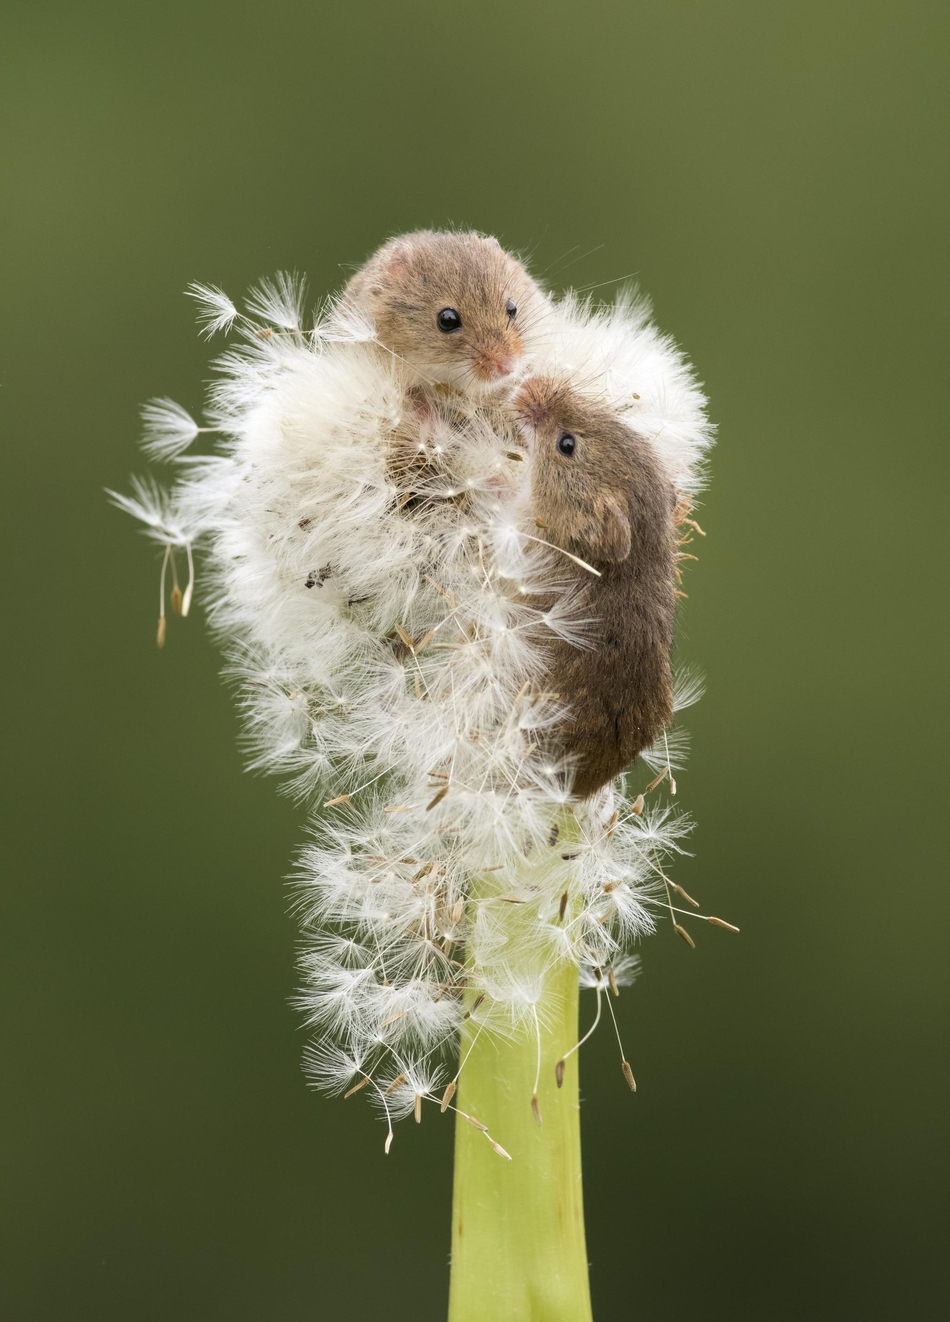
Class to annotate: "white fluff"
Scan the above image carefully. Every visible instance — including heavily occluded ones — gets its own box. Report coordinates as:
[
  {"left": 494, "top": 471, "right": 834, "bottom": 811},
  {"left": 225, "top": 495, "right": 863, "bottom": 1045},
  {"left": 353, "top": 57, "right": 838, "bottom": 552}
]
[{"left": 113, "top": 265, "right": 712, "bottom": 1125}]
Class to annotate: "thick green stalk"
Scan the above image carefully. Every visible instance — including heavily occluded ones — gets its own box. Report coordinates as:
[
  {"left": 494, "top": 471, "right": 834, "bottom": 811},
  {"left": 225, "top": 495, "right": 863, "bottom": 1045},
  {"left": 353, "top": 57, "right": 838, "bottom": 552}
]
[{"left": 447, "top": 954, "right": 593, "bottom": 1321}]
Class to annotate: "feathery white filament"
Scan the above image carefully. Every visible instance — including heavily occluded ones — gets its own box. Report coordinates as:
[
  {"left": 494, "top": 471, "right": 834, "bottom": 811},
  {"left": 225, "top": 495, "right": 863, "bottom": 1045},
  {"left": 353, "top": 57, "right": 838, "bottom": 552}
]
[{"left": 113, "top": 267, "right": 712, "bottom": 1135}]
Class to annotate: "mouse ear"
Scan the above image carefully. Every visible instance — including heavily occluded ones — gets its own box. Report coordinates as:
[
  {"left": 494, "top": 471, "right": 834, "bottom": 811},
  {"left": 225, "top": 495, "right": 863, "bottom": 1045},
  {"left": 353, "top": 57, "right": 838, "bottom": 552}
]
[
  {"left": 578, "top": 497, "right": 631, "bottom": 563},
  {"left": 381, "top": 239, "right": 415, "bottom": 278}
]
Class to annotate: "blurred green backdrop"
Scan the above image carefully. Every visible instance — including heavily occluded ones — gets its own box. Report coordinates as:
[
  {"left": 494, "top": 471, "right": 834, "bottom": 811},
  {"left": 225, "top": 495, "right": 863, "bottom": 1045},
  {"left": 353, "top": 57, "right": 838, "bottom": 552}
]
[{"left": 2, "top": 1, "right": 947, "bottom": 1318}]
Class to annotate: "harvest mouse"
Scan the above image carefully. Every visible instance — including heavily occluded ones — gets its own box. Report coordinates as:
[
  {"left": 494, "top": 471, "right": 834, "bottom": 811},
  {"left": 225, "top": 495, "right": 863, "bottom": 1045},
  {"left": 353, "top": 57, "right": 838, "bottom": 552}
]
[
  {"left": 339, "top": 229, "right": 547, "bottom": 395},
  {"left": 513, "top": 377, "right": 678, "bottom": 799}
]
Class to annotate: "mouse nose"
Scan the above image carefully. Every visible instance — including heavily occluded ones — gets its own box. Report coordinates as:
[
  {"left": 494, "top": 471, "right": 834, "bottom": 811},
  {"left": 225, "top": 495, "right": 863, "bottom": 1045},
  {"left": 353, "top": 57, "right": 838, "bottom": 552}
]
[{"left": 472, "top": 351, "right": 514, "bottom": 382}]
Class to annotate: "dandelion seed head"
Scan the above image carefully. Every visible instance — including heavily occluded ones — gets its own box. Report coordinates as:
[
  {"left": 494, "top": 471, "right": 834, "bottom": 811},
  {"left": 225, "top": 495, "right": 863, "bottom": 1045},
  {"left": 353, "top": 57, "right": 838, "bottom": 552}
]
[{"left": 112, "top": 259, "right": 712, "bottom": 1130}]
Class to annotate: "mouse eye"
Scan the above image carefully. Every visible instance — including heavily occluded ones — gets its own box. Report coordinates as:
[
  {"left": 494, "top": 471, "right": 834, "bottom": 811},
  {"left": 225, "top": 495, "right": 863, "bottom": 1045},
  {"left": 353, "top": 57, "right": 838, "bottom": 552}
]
[
  {"left": 437, "top": 307, "right": 462, "bottom": 333},
  {"left": 557, "top": 432, "right": 576, "bottom": 457},
  {"left": 506, "top": 299, "right": 517, "bottom": 319}
]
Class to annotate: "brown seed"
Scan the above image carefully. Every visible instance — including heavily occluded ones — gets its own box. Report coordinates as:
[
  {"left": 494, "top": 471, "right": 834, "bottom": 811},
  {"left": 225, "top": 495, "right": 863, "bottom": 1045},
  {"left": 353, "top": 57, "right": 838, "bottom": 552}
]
[
  {"left": 383, "top": 1073, "right": 407, "bottom": 1096},
  {"left": 323, "top": 794, "right": 352, "bottom": 808},
  {"left": 608, "top": 967, "right": 620, "bottom": 998},
  {"left": 466, "top": 1115, "right": 488, "bottom": 1132},
  {"left": 631, "top": 794, "right": 645, "bottom": 815},
  {"left": 555, "top": 1059, "right": 566, "bottom": 1089},
  {"left": 672, "top": 882, "right": 700, "bottom": 908},
  {"left": 343, "top": 1077, "right": 371, "bottom": 1100},
  {"left": 170, "top": 585, "right": 183, "bottom": 615},
  {"left": 557, "top": 890, "right": 569, "bottom": 925},
  {"left": 491, "top": 1141, "right": 512, "bottom": 1160},
  {"left": 622, "top": 1060, "right": 637, "bottom": 1092},
  {"left": 673, "top": 923, "right": 696, "bottom": 949},
  {"left": 380, "top": 1010, "right": 408, "bottom": 1028},
  {"left": 414, "top": 1094, "right": 422, "bottom": 1124},
  {"left": 531, "top": 1094, "right": 542, "bottom": 1127},
  {"left": 440, "top": 1080, "right": 457, "bottom": 1112},
  {"left": 706, "top": 916, "right": 740, "bottom": 933},
  {"left": 426, "top": 787, "right": 449, "bottom": 811},
  {"left": 394, "top": 623, "right": 415, "bottom": 650},
  {"left": 156, "top": 616, "right": 166, "bottom": 649}
]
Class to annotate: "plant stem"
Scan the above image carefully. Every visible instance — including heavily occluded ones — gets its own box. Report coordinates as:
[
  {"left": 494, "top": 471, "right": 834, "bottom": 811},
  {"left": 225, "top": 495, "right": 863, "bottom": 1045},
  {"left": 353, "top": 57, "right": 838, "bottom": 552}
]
[{"left": 447, "top": 954, "right": 593, "bottom": 1321}]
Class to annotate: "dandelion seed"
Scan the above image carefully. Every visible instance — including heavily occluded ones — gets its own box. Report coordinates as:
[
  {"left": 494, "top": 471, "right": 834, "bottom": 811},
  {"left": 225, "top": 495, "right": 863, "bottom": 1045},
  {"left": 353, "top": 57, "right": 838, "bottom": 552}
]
[
  {"left": 186, "top": 282, "right": 238, "bottom": 338},
  {"left": 706, "top": 916, "right": 740, "bottom": 933},
  {"left": 181, "top": 542, "right": 195, "bottom": 617},
  {"left": 245, "top": 271, "right": 308, "bottom": 331},
  {"left": 344, "top": 1077, "right": 371, "bottom": 1099},
  {"left": 141, "top": 398, "right": 202, "bottom": 462}
]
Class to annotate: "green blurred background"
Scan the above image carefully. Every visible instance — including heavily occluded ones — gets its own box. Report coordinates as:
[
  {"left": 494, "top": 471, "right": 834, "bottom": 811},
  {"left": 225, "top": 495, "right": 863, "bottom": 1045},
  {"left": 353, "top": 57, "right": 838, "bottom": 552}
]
[{"left": 2, "top": 1, "right": 947, "bottom": 1318}]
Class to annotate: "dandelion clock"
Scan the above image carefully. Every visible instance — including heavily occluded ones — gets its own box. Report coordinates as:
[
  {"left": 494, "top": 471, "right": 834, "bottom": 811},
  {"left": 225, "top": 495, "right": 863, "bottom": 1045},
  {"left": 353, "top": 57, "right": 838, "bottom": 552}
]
[{"left": 111, "top": 231, "right": 731, "bottom": 1321}]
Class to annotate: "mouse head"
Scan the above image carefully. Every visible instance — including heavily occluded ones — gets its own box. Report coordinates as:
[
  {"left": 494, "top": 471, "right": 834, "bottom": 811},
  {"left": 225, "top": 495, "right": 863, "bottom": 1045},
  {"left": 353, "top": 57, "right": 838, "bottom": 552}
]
[
  {"left": 343, "top": 231, "right": 545, "bottom": 393},
  {"left": 514, "top": 377, "right": 671, "bottom": 565}
]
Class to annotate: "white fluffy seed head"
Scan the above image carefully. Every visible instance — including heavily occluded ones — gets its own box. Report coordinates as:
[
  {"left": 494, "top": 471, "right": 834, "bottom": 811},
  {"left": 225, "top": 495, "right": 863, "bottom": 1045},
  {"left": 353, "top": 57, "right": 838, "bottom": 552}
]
[{"left": 113, "top": 263, "right": 711, "bottom": 1128}]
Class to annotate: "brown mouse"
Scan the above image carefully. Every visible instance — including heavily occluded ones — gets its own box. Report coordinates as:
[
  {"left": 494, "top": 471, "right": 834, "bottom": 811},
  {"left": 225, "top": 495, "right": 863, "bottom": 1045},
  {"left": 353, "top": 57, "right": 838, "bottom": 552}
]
[
  {"left": 339, "top": 230, "right": 547, "bottom": 394},
  {"left": 513, "top": 377, "right": 678, "bottom": 799}
]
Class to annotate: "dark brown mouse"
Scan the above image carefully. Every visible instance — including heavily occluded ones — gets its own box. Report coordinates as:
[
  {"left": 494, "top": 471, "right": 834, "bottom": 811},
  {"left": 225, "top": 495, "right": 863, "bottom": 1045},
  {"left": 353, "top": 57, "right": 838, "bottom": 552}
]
[
  {"left": 340, "top": 230, "right": 547, "bottom": 393},
  {"left": 513, "top": 377, "right": 678, "bottom": 798}
]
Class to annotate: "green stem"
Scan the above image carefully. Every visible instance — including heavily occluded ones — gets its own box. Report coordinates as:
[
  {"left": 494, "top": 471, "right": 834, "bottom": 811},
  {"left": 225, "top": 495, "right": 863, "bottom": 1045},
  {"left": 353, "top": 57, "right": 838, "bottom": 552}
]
[{"left": 447, "top": 954, "right": 593, "bottom": 1321}]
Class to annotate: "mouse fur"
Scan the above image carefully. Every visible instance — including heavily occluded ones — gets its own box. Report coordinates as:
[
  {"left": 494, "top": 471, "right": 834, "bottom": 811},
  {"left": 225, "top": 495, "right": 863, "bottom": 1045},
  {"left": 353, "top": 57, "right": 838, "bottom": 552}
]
[
  {"left": 513, "top": 376, "right": 678, "bottom": 798},
  {"left": 339, "top": 230, "right": 548, "bottom": 395}
]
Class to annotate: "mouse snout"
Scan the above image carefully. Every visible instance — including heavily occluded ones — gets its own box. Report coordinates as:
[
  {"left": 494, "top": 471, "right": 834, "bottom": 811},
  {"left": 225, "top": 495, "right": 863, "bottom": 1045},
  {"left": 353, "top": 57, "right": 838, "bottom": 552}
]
[
  {"left": 470, "top": 346, "right": 517, "bottom": 383},
  {"left": 469, "top": 325, "right": 524, "bottom": 383},
  {"left": 471, "top": 354, "right": 513, "bottom": 381}
]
